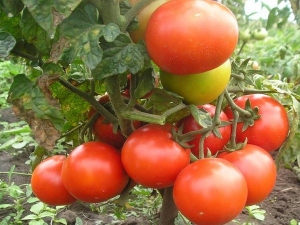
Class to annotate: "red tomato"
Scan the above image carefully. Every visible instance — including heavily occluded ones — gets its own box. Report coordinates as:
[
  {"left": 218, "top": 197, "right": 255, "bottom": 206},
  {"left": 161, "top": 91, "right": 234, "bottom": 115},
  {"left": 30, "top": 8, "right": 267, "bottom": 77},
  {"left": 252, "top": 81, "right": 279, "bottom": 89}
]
[
  {"left": 145, "top": 0, "right": 238, "bottom": 75},
  {"left": 121, "top": 124, "right": 191, "bottom": 189},
  {"left": 173, "top": 158, "right": 248, "bottom": 225},
  {"left": 224, "top": 94, "right": 289, "bottom": 152},
  {"left": 61, "top": 142, "right": 129, "bottom": 203},
  {"left": 88, "top": 95, "right": 142, "bottom": 149},
  {"left": 129, "top": 0, "right": 170, "bottom": 43},
  {"left": 31, "top": 155, "right": 76, "bottom": 206},
  {"left": 218, "top": 144, "right": 277, "bottom": 206},
  {"left": 178, "top": 104, "right": 231, "bottom": 157}
]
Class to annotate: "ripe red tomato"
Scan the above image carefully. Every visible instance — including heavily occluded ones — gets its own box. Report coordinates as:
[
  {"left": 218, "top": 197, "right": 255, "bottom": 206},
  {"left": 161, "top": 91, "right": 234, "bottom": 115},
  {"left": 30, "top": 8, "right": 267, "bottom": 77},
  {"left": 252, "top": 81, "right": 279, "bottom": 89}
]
[
  {"left": 224, "top": 94, "right": 289, "bottom": 152},
  {"left": 145, "top": 0, "right": 238, "bottom": 75},
  {"left": 88, "top": 95, "right": 142, "bottom": 149},
  {"left": 62, "top": 142, "right": 129, "bottom": 203},
  {"left": 129, "top": 0, "right": 170, "bottom": 43},
  {"left": 173, "top": 158, "right": 248, "bottom": 225},
  {"left": 178, "top": 104, "right": 231, "bottom": 157},
  {"left": 160, "top": 59, "right": 231, "bottom": 105},
  {"left": 218, "top": 144, "right": 277, "bottom": 206},
  {"left": 31, "top": 155, "right": 76, "bottom": 206},
  {"left": 121, "top": 124, "right": 190, "bottom": 189}
]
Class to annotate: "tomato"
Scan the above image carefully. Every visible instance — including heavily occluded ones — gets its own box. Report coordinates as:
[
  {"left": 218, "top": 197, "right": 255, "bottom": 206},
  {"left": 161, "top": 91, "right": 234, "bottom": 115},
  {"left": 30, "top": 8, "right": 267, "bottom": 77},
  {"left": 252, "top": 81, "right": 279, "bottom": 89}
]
[
  {"left": 252, "top": 28, "right": 268, "bottom": 40},
  {"left": 145, "top": 0, "right": 238, "bottom": 75},
  {"left": 224, "top": 94, "right": 289, "bottom": 152},
  {"left": 173, "top": 158, "right": 248, "bottom": 225},
  {"left": 31, "top": 155, "right": 76, "bottom": 206},
  {"left": 160, "top": 59, "right": 231, "bottom": 105},
  {"left": 240, "top": 29, "right": 251, "bottom": 42},
  {"left": 88, "top": 95, "right": 142, "bottom": 149},
  {"left": 218, "top": 144, "right": 277, "bottom": 206},
  {"left": 61, "top": 142, "right": 129, "bottom": 203},
  {"left": 178, "top": 104, "right": 231, "bottom": 157},
  {"left": 129, "top": 0, "right": 170, "bottom": 43},
  {"left": 121, "top": 124, "right": 190, "bottom": 189}
]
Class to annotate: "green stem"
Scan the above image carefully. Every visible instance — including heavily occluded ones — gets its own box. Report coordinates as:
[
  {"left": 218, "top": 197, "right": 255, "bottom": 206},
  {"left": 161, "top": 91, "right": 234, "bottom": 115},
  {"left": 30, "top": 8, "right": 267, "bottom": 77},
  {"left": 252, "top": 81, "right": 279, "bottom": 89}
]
[
  {"left": 224, "top": 89, "right": 252, "bottom": 117},
  {"left": 230, "top": 109, "right": 239, "bottom": 149},
  {"left": 227, "top": 86, "right": 277, "bottom": 94},
  {"left": 123, "top": 0, "right": 153, "bottom": 31},
  {"left": 0, "top": 172, "right": 31, "bottom": 176},
  {"left": 237, "top": 41, "right": 247, "bottom": 56}
]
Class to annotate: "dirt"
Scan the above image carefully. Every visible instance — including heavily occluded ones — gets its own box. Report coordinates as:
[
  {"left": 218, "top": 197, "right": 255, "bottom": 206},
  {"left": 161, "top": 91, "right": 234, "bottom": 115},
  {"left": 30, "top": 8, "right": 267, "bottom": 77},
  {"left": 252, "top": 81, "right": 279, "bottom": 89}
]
[{"left": 1, "top": 107, "right": 300, "bottom": 225}]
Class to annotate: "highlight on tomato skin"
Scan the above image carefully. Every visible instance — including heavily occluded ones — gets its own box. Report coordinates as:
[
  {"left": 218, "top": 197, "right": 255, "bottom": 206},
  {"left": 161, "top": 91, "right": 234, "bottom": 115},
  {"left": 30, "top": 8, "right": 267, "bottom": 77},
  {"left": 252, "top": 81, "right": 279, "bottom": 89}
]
[
  {"left": 145, "top": 0, "right": 239, "bottom": 75},
  {"left": 31, "top": 155, "right": 77, "bottom": 206}
]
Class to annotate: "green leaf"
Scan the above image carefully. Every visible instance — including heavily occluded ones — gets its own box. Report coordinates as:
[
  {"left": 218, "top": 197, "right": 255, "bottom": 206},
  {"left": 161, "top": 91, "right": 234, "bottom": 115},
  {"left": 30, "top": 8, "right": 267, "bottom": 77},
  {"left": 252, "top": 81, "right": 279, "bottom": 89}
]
[
  {"left": 93, "top": 34, "right": 147, "bottom": 79},
  {"left": 20, "top": 8, "right": 52, "bottom": 55},
  {"left": 189, "top": 105, "right": 212, "bottom": 129},
  {"left": 0, "top": 31, "right": 16, "bottom": 58},
  {"left": 2, "top": 0, "right": 24, "bottom": 15},
  {"left": 133, "top": 69, "right": 155, "bottom": 99},
  {"left": 59, "top": 4, "right": 120, "bottom": 69},
  {"left": 266, "top": 8, "right": 278, "bottom": 30},
  {"left": 21, "top": 0, "right": 82, "bottom": 36},
  {"left": 8, "top": 74, "right": 65, "bottom": 131},
  {"left": 30, "top": 202, "right": 44, "bottom": 215},
  {"left": 22, "top": 214, "right": 39, "bottom": 220},
  {"left": 0, "top": 204, "right": 13, "bottom": 209},
  {"left": 50, "top": 81, "right": 90, "bottom": 127}
]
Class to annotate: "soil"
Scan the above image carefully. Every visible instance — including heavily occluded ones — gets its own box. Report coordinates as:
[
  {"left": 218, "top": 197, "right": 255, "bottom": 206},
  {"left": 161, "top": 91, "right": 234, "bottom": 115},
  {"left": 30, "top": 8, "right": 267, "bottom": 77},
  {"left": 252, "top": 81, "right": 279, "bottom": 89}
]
[{"left": 1, "top": 107, "right": 300, "bottom": 225}]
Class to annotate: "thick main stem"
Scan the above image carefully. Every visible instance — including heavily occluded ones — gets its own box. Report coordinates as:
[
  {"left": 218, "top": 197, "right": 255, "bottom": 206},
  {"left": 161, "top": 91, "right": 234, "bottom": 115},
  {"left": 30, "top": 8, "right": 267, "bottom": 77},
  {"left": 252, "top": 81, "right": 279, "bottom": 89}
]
[{"left": 159, "top": 186, "right": 178, "bottom": 225}]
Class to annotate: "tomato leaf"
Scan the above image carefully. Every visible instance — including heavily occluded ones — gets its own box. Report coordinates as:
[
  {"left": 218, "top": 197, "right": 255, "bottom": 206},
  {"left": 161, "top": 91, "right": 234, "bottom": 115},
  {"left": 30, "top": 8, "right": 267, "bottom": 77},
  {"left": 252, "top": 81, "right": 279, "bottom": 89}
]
[
  {"left": 133, "top": 68, "right": 155, "bottom": 99},
  {"left": 2, "top": 0, "right": 24, "bottom": 15},
  {"left": 22, "top": 0, "right": 82, "bottom": 37},
  {"left": 20, "top": 8, "right": 52, "bottom": 55},
  {"left": 7, "top": 74, "right": 64, "bottom": 150},
  {"left": 59, "top": 4, "right": 120, "bottom": 70},
  {"left": 189, "top": 105, "right": 212, "bottom": 129},
  {"left": 0, "top": 31, "right": 16, "bottom": 58},
  {"left": 92, "top": 34, "right": 149, "bottom": 79}
]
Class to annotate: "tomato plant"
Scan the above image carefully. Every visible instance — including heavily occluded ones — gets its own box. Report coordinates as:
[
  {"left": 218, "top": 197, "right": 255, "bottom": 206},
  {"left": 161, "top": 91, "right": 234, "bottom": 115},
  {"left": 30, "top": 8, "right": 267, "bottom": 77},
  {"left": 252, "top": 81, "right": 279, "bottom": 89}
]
[
  {"left": 178, "top": 104, "right": 231, "bottom": 157},
  {"left": 129, "top": 0, "right": 170, "bottom": 43},
  {"left": 145, "top": 0, "right": 238, "bottom": 75},
  {"left": 173, "top": 158, "right": 248, "bottom": 225},
  {"left": 121, "top": 124, "right": 191, "bottom": 189},
  {"left": 224, "top": 94, "right": 289, "bottom": 152},
  {"left": 62, "top": 142, "right": 129, "bottom": 203},
  {"left": 88, "top": 95, "right": 142, "bottom": 149},
  {"left": 31, "top": 155, "right": 77, "bottom": 206},
  {"left": 160, "top": 59, "right": 231, "bottom": 105},
  {"left": 218, "top": 144, "right": 277, "bottom": 206}
]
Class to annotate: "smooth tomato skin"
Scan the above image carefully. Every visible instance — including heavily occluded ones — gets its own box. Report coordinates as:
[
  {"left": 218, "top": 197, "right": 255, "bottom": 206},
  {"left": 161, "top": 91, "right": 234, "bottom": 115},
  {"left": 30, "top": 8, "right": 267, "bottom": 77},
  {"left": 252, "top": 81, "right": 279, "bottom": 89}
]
[
  {"left": 173, "top": 158, "right": 248, "bottom": 225},
  {"left": 62, "top": 142, "right": 129, "bottom": 203},
  {"left": 129, "top": 0, "right": 170, "bottom": 43},
  {"left": 31, "top": 155, "right": 77, "bottom": 206},
  {"left": 178, "top": 104, "right": 231, "bottom": 157},
  {"left": 224, "top": 94, "right": 289, "bottom": 152},
  {"left": 121, "top": 124, "right": 191, "bottom": 189},
  {"left": 145, "top": 0, "right": 238, "bottom": 75},
  {"left": 160, "top": 59, "right": 231, "bottom": 105},
  {"left": 218, "top": 144, "right": 277, "bottom": 206}
]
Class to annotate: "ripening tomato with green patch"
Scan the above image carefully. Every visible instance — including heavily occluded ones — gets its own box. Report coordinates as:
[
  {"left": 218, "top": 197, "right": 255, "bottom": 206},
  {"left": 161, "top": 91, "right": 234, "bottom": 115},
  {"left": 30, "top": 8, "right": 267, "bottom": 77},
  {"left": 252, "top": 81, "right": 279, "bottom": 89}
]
[
  {"left": 129, "top": 0, "right": 170, "bottom": 43},
  {"left": 173, "top": 158, "right": 248, "bottom": 225},
  {"left": 121, "top": 124, "right": 191, "bottom": 189},
  {"left": 160, "top": 59, "right": 231, "bottom": 105},
  {"left": 178, "top": 104, "right": 231, "bottom": 157},
  {"left": 145, "top": 0, "right": 238, "bottom": 75},
  {"left": 218, "top": 144, "right": 277, "bottom": 206},
  {"left": 224, "top": 94, "right": 289, "bottom": 152},
  {"left": 31, "top": 155, "right": 77, "bottom": 206},
  {"left": 62, "top": 142, "right": 129, "bottom": 203}
]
